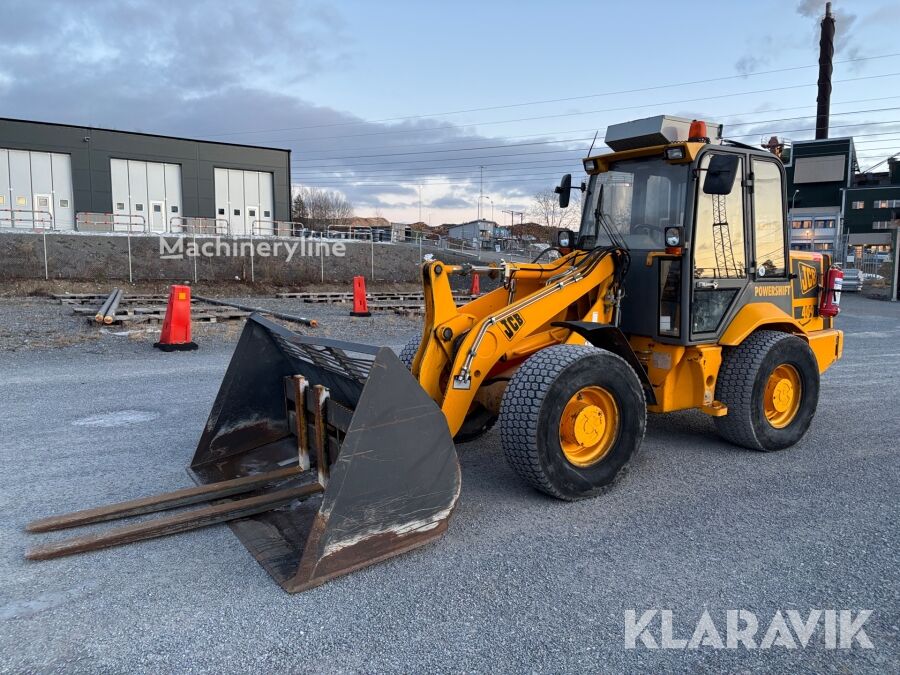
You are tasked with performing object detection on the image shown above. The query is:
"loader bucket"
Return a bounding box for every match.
[189,314,461,592]
[25,314,460,594]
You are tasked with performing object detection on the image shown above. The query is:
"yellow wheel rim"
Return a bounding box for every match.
[559,386,619,467]
[763,364,802,429]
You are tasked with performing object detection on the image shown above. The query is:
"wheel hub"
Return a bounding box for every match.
[559,386,619,467]
[764,364,802,429]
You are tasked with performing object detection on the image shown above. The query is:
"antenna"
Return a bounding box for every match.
[586,130,599,158]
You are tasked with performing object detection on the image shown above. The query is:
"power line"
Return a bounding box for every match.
[245,71,900,147]
[290,111,900,171]
[294,94,900,158]
[205,52,900,137]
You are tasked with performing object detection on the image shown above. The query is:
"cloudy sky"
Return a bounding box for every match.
[3,0,899,224]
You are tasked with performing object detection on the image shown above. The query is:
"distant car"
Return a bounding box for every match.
[842,268,864,292]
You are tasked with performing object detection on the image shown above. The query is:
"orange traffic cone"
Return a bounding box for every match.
[470,272,481,297]
[154,285,198,351]
[350,276,371,317]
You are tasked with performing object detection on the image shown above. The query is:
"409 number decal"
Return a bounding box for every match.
[499,312,525,340]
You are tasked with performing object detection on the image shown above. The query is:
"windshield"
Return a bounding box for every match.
[578,158,689,249]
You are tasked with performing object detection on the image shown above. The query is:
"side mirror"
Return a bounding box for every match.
[554,174,572,208]
[557,228,575,249]
[702,154,740,195]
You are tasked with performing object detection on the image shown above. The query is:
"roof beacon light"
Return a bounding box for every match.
[688,120,709,143]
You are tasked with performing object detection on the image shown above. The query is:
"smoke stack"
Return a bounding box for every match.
[815,2,836,139]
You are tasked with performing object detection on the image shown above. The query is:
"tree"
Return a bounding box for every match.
[528,189,581,230]
[291,192,308,222]
[293,186,354,230]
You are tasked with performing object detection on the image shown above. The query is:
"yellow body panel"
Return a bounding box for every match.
[410,245,844,433]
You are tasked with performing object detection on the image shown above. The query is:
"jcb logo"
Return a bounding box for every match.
[499,312,525,340]
[799,262,818,295]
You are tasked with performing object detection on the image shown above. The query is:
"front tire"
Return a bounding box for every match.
[714,330,820,452]
[499,345,647,500]
[399,333,496,443]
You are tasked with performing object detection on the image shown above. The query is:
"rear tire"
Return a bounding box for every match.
[714,330,820,452]
[499,344,646,500]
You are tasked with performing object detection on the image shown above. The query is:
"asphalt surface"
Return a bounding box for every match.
[0,294,897,673]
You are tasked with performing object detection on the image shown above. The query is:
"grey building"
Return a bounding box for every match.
[0,117,291,235]
[446,219,499,249]
[783,137,856,256]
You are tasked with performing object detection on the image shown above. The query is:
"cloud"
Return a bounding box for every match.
[0,0,584,221]
[429,196,473,209]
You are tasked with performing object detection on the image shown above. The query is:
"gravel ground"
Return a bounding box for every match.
[0,290,423,353]
[0,294,897,673]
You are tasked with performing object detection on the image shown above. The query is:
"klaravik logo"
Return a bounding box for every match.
[624,609,873,650]
[798,261,819,295]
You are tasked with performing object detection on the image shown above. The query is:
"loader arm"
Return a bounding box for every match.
[410,251,624,436]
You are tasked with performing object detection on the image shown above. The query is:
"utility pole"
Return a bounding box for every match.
[418,184,422,223]
[479,166,484,220]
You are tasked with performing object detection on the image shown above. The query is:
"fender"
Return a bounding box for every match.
[553,321,657,405]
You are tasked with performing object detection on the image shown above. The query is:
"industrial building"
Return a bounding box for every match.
[0,118,291,235]
[783,137,856,256]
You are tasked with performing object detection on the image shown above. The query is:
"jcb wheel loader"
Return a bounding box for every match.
[27,115,844,592]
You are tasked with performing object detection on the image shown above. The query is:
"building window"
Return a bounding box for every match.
[875,200,890,208]
[0,196,4,205]
[234,209,240,216]
[135,203,143,211]
[264,210,271,218]
[851,201,864,209]
[16,196,26,206]
[814,218,835,228]
[873,221,897,229]
[218,208,225,215]
[791,219,812,229]
[116,202,125,210]
[59,199,69,208]
[153,204,162,212]
[171,205,178,213]
[249,209,256,217]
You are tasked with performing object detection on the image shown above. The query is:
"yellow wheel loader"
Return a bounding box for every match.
[27,115,844,592]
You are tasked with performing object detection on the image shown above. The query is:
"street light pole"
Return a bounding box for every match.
[791,189,800,213]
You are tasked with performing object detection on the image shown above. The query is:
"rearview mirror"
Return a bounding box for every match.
[702,154,740,195]
[554,174,572,208]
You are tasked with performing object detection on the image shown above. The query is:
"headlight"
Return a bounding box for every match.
[664,226,682,247]
[665,146,686,161]
[583,158,598,172]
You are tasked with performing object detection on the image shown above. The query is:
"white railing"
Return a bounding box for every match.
[325,224,373,241]
[0,208,54,230]
[170,216,230,236]
[250,219,306,237]
[76,212,147,233]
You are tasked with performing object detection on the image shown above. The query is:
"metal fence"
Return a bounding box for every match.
[0,208,54,230]
[170,216,230,236]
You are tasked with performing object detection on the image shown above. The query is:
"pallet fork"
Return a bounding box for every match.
[27,315,461,593]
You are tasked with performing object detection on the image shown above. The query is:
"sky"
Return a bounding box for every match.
[2,0,900,225]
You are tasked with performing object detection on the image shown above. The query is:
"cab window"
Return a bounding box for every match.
[579,159,688,249]
[751,159,787,277]
[693,154,746,279]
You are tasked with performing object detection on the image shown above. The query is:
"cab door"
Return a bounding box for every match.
[689,151,750,339]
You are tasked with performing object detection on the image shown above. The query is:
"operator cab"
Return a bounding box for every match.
[556,115,790,345]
